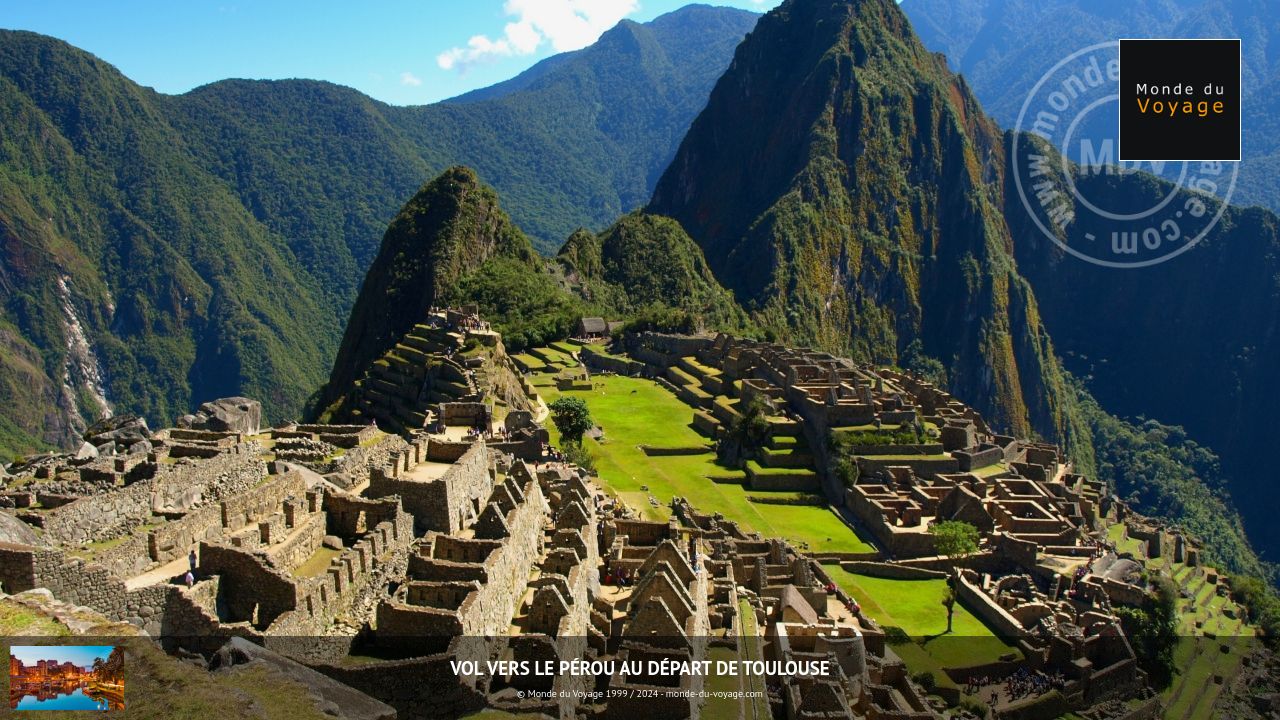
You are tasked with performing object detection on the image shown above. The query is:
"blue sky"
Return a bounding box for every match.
[11,645,113,670]
[2,1,782,105]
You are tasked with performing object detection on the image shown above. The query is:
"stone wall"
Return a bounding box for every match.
[266,513,326,571]
[145,469,311,569]
[278,506,414,635]
[152,444,267,509]
[843,487,937,558]
[955,572,1024,639]
[331,433,409,488]
[198,541,298,627]
[581,348,644,376]
[148,503,224,566]
[92,532,154,577]
[369,442,493,533]
[425,439,473,463]
[39,478,155,546]
[379,479,547,638]
[316,651,488,720]
[0,543,239,647]
[955,445,1005,471]
[38,443,268,548]
[324,493,405,538]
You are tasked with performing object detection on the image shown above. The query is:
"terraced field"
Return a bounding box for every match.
[537,374,874,554]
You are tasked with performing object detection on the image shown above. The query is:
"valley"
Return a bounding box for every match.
[2,0,1279,718]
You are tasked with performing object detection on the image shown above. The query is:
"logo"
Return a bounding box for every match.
[1011,41,1239,268]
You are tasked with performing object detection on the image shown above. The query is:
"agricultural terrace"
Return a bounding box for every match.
[822,564,1020,694]
[534,370,873,555]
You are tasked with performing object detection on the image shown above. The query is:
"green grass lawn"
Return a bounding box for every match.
[1159,552,1254,720]
[540,375,873,554]
[292,546,341,578]
[511,353,546,372]
[822,565,1019,670]
[0,600,69,636]
[969,462,1008,478]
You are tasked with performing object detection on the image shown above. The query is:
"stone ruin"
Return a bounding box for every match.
[0,312,1211,719]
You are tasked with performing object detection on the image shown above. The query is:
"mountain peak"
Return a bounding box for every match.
[315,166,537,414]
[649,0,1083,451]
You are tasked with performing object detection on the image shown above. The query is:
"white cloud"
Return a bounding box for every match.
[400,71,422,86]
[437,0,638,72]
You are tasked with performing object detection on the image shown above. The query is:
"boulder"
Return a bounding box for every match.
[323,535,344,551]
[210,637,395,720]
[0,513,49,547]
[323,471,355,490]
[180,397,262,435]
[83,414,152,448]
[127,440,153,455]
[75,442,98,460]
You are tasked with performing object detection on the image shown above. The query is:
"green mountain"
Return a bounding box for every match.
[556,212,753,334]
[646,0,1272,576]
[0,5,757,457]
[1003,140,1280,560]
[899,0,1280,211]
[0,31,338,458]
[649,0,1088,458]
[314,167,548,420]
[317,171,749,419]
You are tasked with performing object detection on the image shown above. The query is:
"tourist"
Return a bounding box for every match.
[184,570,194,588]
[189,549,197,572]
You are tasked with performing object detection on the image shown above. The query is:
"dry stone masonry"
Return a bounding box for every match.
[0,309,1238,719]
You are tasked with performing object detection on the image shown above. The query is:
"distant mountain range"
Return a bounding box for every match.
[0,5,757,456]
[900,0,1280,211]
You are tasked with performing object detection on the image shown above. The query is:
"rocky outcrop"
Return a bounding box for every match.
[0,513,47,547]
[81,414,153,456]
[178,397,262,435]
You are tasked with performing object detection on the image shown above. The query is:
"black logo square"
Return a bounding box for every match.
[1119,38,1240,161]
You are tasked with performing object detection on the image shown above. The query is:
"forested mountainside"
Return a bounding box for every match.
[899,0,1280,211]
[646,0,1272,576]
[315,168,750,422]
[0,5,756,457]
[1002,137,1280,560]
[649,0,1090,463]
[895,0,1280,559]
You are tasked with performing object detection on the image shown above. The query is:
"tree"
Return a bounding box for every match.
[1116,576,1179,688]
[930,520,980,633]
[720,393,771,466]
[549,397,594,445]
[562,440,596,473]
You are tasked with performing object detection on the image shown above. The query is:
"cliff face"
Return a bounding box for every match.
[1003,140,1280,552]
[648,0,1086,453]
[316,167,540,413]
